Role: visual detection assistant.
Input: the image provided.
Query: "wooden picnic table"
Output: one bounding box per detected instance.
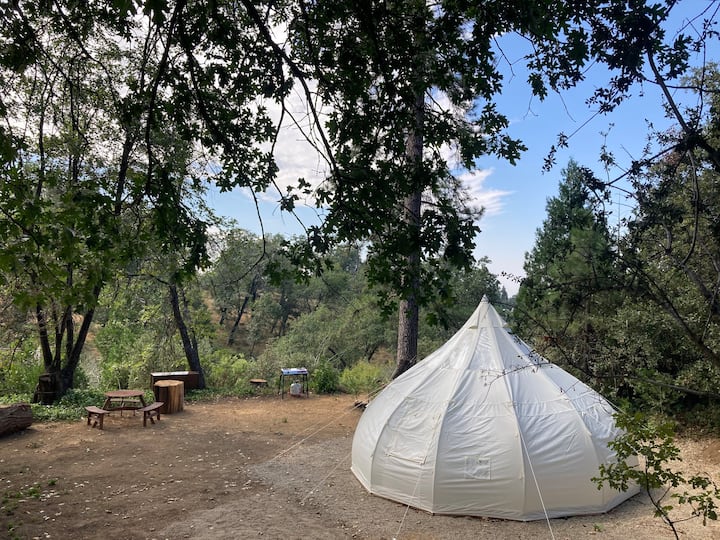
[102,389,147,414]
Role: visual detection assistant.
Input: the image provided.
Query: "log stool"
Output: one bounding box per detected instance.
[153,380,184,414]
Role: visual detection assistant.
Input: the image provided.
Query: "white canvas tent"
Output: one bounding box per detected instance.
[351,297,638,521]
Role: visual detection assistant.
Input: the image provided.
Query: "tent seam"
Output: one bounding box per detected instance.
[486,304,529,516]
[429,300,490,512]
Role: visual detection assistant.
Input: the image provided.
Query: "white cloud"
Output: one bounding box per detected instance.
[457,168,511,217]
[272,125,329,199]
[230,78,332,207]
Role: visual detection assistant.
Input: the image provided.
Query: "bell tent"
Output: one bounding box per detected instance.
[351,297,638,521]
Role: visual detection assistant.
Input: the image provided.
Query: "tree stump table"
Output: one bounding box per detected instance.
[153,379,184,414]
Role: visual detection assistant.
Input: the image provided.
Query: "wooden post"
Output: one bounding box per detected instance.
[0,403,33,437]
[153,380,184,414]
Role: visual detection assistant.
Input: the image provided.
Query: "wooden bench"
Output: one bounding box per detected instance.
[85,406,110,430]
[139,402,163,427]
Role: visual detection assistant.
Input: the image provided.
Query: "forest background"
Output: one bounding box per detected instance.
[0,0,719,440]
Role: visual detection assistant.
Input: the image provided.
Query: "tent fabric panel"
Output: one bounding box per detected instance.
[431,406,525,516]
[505,368,568,405]
[467,326,503,371]
[435,327,480,371]
[514,409,607,517]
[364,456,435,513]
[351,374,427,489]
[352,358,442,485]
[385,397,443,463]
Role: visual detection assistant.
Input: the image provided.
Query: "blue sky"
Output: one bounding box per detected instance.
[206,2,715,296]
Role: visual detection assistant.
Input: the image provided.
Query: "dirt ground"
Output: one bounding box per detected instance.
[1,394,720,540]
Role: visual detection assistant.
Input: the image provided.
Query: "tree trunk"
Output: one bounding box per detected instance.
[32,372,58,405]
[61,295,98,394]
[33,287,99,403]
[393,68,424,379]
[394,291,420,378]
[280,311,290,336]
[168,283,206,389]
[0,403,33,437]
[228,295,250,345]
[393,170,423,377]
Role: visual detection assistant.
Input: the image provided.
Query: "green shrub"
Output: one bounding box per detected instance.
[0,340,43,395]
[311,360,339,394]
[29,388,117,422]
[56,388,109,407]
[594,411,720,539]
[0,392,33,406]
[95,320,153,389]
[204,350,253,393]
[72,367,90,390]
[630,368,683,414]
[253,346,284,382]
[340,361,386,396]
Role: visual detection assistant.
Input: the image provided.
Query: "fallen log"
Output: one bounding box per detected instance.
[0,403,33,437]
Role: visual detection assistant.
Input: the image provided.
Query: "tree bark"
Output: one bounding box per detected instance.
[0,403,33,437]
[392,2,426,379]
[227,295,249,345]
[61,291,99,393]
[168,283,206,389]
[228,275,259,345]
[393,187,422,381]
[34,285,100,403]
[394,289,420,378]
[393,86,424,379]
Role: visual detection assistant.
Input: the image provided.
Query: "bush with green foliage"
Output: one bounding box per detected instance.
[0,340,43,395]
[0,392,32,406]
[339,361,387,396]
[256,338,317,383]
[94,320,154,389]
[203,350,254,394]
[594,412,720,539]
[311,360,340,394]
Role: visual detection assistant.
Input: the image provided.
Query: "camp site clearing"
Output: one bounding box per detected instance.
[1,394,719,539]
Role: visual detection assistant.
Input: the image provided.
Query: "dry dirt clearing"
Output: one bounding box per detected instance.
[1,394,719,539]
